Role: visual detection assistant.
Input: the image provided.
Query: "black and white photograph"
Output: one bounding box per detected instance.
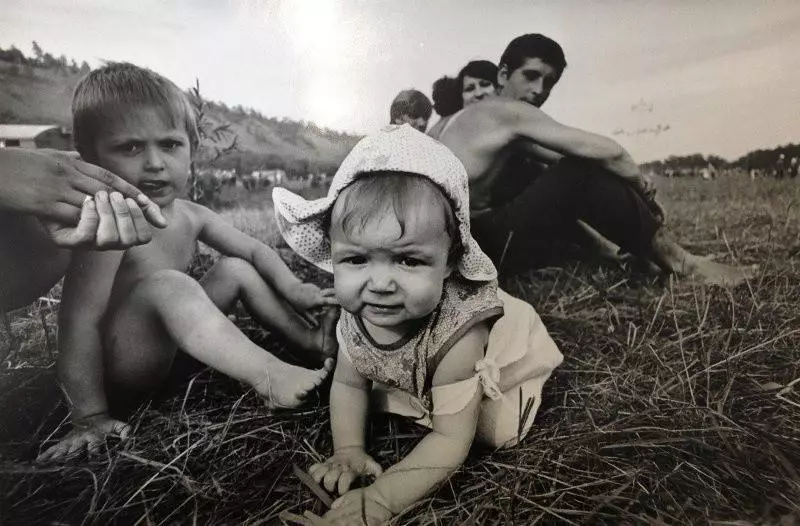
[1,1,798,524]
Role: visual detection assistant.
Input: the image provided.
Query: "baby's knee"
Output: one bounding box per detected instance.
[476,401,536,449]
[476,419,523,449]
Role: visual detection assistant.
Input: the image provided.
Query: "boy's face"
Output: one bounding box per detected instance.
[393,114,428,133]
[93,106,191,207]
[498,57,560,108]
[330,202,453,339]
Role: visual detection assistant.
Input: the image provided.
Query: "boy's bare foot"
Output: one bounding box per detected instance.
[254,357,334,409]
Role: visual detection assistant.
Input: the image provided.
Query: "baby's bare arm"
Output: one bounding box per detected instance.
[57,249,124,420]
[330,354,372,452]
[367,324,487,514]
[309,353,378,494]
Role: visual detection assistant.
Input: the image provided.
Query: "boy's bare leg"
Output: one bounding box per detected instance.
[200,257,339,362]
[104,269,332,409]
[649,228,757,286]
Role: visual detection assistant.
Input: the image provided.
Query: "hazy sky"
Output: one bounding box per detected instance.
[2,0,798,161]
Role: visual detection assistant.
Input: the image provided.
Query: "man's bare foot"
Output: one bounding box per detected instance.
[650,228,757,286]
[684,257,758,287]
[315,307,340,359]
[253,357,334,409]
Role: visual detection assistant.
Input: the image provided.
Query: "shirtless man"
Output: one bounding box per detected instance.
[437,33,752,285]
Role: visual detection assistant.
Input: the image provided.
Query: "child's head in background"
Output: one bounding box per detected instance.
[389,89,432,132]
[72,62,198,207]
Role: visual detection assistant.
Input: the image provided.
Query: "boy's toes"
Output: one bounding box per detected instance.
[258,360,334,409]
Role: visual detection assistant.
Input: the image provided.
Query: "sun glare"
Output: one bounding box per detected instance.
[277,0,350,128]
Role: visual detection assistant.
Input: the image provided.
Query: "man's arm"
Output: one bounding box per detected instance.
[514,137,563,166]
[494,100,644,186]
[0,148,166,232]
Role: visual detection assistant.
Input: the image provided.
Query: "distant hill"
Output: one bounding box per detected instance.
[0,51,360,176]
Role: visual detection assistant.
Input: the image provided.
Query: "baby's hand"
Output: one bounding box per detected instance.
[323,487,394,525]
[308,447,383,496]
[36,413,131,463]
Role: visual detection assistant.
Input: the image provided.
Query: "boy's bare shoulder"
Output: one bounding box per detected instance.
[172,198,217,226]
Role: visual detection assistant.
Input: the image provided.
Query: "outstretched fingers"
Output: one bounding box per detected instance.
[134,194,167,228]
[127,198,154,244]
[68,160,167,229]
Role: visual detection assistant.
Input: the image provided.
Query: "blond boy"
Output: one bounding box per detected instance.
[38,63,337,462]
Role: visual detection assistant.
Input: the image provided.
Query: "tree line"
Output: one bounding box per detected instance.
[0,42,91,75]
[642,145,799,173]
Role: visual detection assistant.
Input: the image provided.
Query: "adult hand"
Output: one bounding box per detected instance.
[0,148,166,237]
[36,413,131,463]
[309,447,383,496]
[41,191,157,249]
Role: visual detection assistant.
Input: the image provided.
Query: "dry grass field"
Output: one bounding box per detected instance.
[1,173,798,525]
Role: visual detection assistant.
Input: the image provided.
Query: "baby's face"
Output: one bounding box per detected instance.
[331,204,453,340]
[93,106,191,208]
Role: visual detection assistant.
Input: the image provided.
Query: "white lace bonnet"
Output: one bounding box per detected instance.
[272,124,497,282]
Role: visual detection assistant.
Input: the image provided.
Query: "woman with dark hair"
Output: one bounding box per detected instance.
[458,60,498,107]
[429,60,499,140]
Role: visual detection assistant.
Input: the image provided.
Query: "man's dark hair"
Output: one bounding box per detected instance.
[499,34,567,79]
[389,89,433,123]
